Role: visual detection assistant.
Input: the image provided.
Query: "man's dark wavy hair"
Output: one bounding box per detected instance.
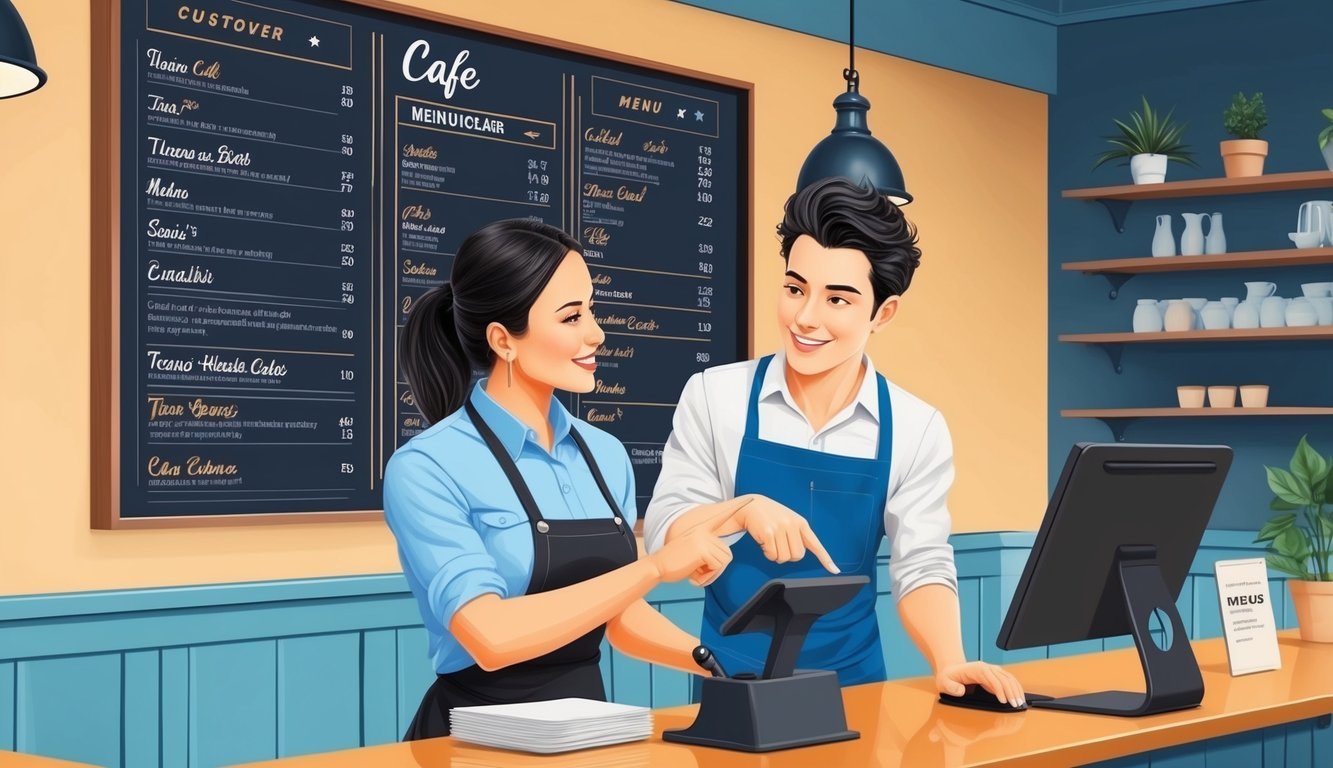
[777,178,922,315]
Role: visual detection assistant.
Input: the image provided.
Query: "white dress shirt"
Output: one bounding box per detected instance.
[644,352,958,601]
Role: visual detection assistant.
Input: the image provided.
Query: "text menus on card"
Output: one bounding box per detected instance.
[94,0,750,527]
[1214,558,1281,676]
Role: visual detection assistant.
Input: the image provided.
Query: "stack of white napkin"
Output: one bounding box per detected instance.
[450,697,653,754]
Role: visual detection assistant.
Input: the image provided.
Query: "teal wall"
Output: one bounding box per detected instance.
[1049,0,1333,530]
[672,0,1058,93]
[1,531,1326,767]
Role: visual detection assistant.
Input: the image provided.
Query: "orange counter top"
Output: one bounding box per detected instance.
[0,753,98,767]
[234,632,1333,768]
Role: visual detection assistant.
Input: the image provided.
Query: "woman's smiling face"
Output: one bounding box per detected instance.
[509,251,606,392]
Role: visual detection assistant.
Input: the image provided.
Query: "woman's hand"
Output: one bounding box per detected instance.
[648,526,733,583]
[935,661,1026,708]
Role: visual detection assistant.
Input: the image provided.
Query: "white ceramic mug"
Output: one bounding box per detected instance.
[1260,296,1289,327]
[1200,301,1230,330]
[1310,296,1333,325]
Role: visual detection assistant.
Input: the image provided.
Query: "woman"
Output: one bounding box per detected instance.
[385,219,741,740]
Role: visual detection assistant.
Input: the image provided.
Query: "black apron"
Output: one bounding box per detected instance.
[402,400,638,740]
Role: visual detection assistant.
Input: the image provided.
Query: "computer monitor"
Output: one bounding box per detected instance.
[997,442,1232,717]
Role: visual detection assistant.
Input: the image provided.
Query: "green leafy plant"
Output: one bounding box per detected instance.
[1092,96,1197,170]
[1319,108,1333,150]
[1223,92,1268,140]
[1254,436,1333,581]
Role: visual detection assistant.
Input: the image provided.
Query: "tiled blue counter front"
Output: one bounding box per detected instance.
[0,530,1325,767]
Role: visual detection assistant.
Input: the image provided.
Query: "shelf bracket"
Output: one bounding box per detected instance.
[1095,417,1138,443]
[1096,199,1133,233]
[1101,273,1135,300]
[1098,343,1125,374]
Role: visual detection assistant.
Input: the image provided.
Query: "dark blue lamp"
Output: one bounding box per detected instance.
[0,0,46,99]
[796,0,911,205]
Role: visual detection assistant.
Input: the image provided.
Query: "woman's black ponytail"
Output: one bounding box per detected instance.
[399,282,469,425]
[399,219,582,425]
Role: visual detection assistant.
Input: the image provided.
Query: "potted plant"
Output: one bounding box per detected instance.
[1221,91,1269,178]
[1253,435,1333,642]
[1092,96,1197,185]
[1319,108,1333,172]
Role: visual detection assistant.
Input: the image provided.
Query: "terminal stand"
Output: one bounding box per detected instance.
[1030,545,1204,716]
[663,576,868,752]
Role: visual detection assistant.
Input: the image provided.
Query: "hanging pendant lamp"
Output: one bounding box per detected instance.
[0,0,46,99]
[796,0,911,204]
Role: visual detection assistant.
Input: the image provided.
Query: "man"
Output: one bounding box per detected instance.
[644,177,1024,705]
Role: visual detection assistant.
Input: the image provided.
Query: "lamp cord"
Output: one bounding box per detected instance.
[843,0,859,92]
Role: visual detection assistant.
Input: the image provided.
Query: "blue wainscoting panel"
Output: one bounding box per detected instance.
[190,640,277,767]
[0,662,14,752]
[161,647,189,768]
[123,650,160,768]
[652,601,702,708]
[0,531,1325,767]
[277,634,361,758]
[360,630,398,746]
[15,654,121,767]
[393,628,431,739]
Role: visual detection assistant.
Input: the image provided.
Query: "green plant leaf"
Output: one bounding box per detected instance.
[1256,513,1298,542]
[1322,108,1333,122]
[1321,125,1333,151]
[1271,496,1301,512]
[1266,551,1310,579]
[1268,465,1313,505]
[1275,527,1313,562]
[1293,435,1329,489]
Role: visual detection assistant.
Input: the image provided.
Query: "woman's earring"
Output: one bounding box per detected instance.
[506,354,513,388]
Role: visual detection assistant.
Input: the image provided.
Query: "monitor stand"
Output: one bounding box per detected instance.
[1029,545,1204,717]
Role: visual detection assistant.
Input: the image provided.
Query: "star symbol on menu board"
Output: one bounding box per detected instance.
[694,110,705,122]
[677,108,686,119]
[309,35,321,47]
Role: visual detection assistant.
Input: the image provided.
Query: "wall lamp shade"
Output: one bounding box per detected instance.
[0,0,46,99]
[797,91,911,205]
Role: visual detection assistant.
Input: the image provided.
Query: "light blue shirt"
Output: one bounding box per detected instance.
[383,380,637,674]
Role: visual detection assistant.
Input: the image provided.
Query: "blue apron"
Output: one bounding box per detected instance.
[701,354,892,686]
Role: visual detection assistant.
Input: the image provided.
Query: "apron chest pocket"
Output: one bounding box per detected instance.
[808,488,879,572]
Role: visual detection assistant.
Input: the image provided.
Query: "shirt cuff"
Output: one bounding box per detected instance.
[428,555,509,630]
[892,575,958,604]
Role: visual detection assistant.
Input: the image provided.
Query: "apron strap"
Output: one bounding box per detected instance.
[874,372,893,461]
[743,355,776,441]
[464,398,633,543]
[568,425,637,551]
[464,399,545,527]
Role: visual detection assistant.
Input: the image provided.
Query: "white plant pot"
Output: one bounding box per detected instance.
[1323,141,1333,172]
[1130,153,1168,184]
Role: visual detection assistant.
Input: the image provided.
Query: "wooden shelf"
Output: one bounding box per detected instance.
[1061,169,1333,232]
[1060,326,1333,344]
[1063,170,1333,202]
[1062,406,1333,441]
[1063,247,1333,275]
[1063,407,1333,418]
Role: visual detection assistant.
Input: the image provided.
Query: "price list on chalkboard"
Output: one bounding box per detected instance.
[102,0,748,526]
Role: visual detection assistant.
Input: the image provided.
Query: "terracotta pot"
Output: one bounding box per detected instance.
[1289,579,1333,642]
[1220,139,1268,178]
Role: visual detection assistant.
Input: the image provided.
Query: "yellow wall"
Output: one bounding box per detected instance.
[0,0,1046,596]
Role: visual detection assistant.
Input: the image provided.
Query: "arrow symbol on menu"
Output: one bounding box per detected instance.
[524,131,540,140]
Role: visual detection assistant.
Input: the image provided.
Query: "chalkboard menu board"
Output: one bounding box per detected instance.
[92,0,751,527]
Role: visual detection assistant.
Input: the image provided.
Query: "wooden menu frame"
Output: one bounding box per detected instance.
[90,0,755,528]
